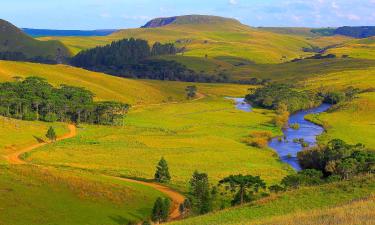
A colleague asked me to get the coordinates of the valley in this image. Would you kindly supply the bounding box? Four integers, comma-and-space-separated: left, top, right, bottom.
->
0, 8, 374, 225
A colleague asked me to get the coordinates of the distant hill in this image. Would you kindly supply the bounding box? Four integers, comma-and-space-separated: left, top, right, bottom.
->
0, 19, 71, 63
43, 15, 316, 65
141, 15, 241, 28
22, 28, 117, 37
312, 26, 375, 38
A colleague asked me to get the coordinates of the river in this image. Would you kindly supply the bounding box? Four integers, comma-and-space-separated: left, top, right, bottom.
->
228, 98, 330, 170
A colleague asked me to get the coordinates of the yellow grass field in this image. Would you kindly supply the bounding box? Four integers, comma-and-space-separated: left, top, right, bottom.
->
0, 60, 251, 105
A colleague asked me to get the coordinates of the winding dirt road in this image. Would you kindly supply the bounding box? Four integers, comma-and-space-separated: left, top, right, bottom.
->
5, 123, 185, 220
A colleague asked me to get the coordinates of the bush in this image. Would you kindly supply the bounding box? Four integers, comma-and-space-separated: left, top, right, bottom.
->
290, 123, 300, 130
281, 169, 324, 188
43, 112, 58, 122
242, 131, 273, 149
23, 112, 38, 121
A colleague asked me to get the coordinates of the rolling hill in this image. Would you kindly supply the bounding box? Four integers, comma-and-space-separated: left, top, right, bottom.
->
0, 19, 71, 62
38, 15, 315, 64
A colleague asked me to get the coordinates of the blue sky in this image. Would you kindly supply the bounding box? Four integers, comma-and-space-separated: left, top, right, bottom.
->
2, 0, 375, 29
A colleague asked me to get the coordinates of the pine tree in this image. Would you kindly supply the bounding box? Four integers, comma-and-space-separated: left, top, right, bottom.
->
154, 157, 171, 183
46, 126, 57, 142
151, 197, 164, 223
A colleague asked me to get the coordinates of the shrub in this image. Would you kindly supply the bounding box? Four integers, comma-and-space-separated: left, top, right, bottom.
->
23, 112, 38, 121
243, 131, 273, 149
43, 112, 58, 122
290, 123, 300, 130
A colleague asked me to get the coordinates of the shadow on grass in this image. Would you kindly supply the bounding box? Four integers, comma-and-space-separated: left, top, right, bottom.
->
33, 136, 45, 143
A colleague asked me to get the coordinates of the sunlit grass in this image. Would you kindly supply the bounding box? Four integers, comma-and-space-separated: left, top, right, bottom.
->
26, 97, 291, 190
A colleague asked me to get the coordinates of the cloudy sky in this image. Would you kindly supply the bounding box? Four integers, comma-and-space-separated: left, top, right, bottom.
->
2, 0, 375, 29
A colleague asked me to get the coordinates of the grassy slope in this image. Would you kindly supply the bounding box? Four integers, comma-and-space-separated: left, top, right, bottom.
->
39, 20, 314, 64
301, 67, 375, 148
25, 96, 291, 190
0, 60, 252, 105
0, 116, 67, 164
0, 166, 164, 225
0, 19, 71, 59
0, 117, 163, 224
255, 195, 374, 225
170, 175, 375, 225
326, 37, 375, 60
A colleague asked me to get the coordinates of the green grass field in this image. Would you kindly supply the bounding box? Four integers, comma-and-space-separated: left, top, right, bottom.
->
0, 116, 67, 164
0, 60, 252, 105
326, 37, 375, 60
0, 116, 164, 224
24, 96, 292, 191
254, 195, 375, 225
0, 165, 164, 225
300, 67, 375, 149
38, 19, 315, 64
169, 175, 375, 225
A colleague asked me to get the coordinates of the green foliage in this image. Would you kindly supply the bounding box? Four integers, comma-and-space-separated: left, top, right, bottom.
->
179, 198, 192, 216
46, 126, 57, 142
70, 38, 226, 83
298, 139, 375, 179
268, 184, 285, 193
185, 85, 197, 99
281, 169, 324, 189
219, 174, 266, 205
189, 171, 212, 214
151, 197, 170, 223
0, 77, 129, 125
154, 157, 171, 183
246, 84, 319, 113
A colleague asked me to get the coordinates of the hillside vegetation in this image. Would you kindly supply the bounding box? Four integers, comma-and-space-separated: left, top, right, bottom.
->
0, 60, 250, 105
169, 175, 375, 225
24, 96, 291, 190
39, 15, 314, 64
0, 19, 71, 62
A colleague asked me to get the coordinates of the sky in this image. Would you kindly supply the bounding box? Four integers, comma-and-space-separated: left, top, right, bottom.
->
1, 0, 375, 30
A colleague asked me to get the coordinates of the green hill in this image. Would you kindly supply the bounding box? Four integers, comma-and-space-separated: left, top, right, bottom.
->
39, 15, 315, 64
0, 19, 71, 62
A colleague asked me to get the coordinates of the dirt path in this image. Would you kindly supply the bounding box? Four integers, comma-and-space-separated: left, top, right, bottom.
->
6, 123, 185, 220
6, 124, 77, 164
109, 176, 185, 220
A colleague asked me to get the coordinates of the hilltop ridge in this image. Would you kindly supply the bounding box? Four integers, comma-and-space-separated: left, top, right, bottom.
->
0, 19, 71, 62
141, 15, 242, 28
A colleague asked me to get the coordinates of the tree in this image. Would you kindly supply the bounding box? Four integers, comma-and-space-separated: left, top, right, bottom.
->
189, 171, 212, 214
151, 197, 170, 223
154, 157, 171, 183
269, 184, 285, 193
185, 86, 197, 99
219, 174, 266, 205
46, 126, 57, 142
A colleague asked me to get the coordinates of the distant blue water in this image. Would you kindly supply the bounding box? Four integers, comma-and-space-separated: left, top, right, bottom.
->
227, 98, 331, 170
22, 28, 117, 37
269, 104, 331, 170
226, 97, 252, 112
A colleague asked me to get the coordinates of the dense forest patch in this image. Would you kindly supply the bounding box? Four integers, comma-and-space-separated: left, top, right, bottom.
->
0, 77, 129, 125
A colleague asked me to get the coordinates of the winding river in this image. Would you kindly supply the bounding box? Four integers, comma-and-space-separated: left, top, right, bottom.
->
229, 98, 330, 170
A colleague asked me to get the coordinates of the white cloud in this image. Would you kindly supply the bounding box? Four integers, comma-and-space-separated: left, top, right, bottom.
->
229, 0, 238, 5
347, 14, 360, 21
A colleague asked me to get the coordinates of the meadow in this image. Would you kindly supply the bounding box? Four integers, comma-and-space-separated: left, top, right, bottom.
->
0, 165, 164, 225
24, 96, 292, 191
0, 116, 67, 164
254, 195, 375, 225
169, 175, 375, 225
301, 67, 375, 149
0, 114, 165, 224
38, 19, 315, 64
0, 60, 253, 105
